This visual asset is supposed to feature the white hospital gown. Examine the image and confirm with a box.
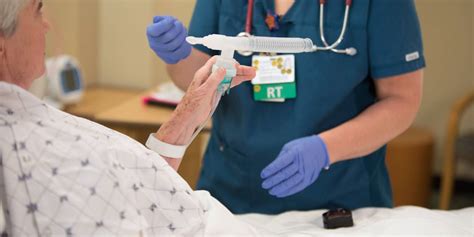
[0,82,224,236]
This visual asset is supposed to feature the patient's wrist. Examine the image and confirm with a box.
[156,109,198,145]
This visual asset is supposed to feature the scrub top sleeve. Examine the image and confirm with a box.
[368,0,426,79]
[188,0,221,56]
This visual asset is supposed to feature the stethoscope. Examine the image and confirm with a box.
[237,0,357,57]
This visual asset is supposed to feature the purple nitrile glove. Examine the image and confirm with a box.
[147,16,192,64]
[261,135,330,198]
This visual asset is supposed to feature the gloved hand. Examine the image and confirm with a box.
[147,16,192,64]
[260,135,330,198]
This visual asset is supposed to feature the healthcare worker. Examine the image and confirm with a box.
[147,0,425,214]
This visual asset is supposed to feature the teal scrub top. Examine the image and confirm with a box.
[189,0,425,214]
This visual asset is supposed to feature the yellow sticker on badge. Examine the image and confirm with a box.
[251,55,295,85]
[254,85,261,93]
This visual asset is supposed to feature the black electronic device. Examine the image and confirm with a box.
[322,208,354,229]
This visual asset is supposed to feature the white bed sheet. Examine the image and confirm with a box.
[235,206,474,236]
[195,189,473,236]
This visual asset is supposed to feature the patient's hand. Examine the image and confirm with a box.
[155,56,255,168]
[176,56,255,130]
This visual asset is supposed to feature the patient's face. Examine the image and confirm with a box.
[2,0,49,89]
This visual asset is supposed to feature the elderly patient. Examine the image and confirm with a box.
[0,0,256,236]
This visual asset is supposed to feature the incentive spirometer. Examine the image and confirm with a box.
[187,34,315,95]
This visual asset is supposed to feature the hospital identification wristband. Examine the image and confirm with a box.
[146,134,187,159]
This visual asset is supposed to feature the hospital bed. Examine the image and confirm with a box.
[0,193,472,236]
[195,192,474,236]
[0,190,472,236]
[236,206,474,236]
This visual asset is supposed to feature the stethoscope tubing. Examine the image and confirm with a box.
[237,0,357,56]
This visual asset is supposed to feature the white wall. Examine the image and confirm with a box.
[96,0,195,89]
[414,0,474,173]
[45,0,98,86]
[97,0,156,89]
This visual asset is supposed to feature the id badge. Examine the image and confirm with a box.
[251,55,296,102]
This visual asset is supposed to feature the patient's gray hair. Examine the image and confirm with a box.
[0,0,30,37]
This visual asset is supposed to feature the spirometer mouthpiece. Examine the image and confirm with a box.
[186,34,315,54]
[185,36,202,45]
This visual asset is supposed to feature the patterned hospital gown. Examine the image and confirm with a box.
[0,82,211,236]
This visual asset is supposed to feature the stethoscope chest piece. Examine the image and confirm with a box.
[236,32,254,57]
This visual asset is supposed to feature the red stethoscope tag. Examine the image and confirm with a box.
[265,11,280,32]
